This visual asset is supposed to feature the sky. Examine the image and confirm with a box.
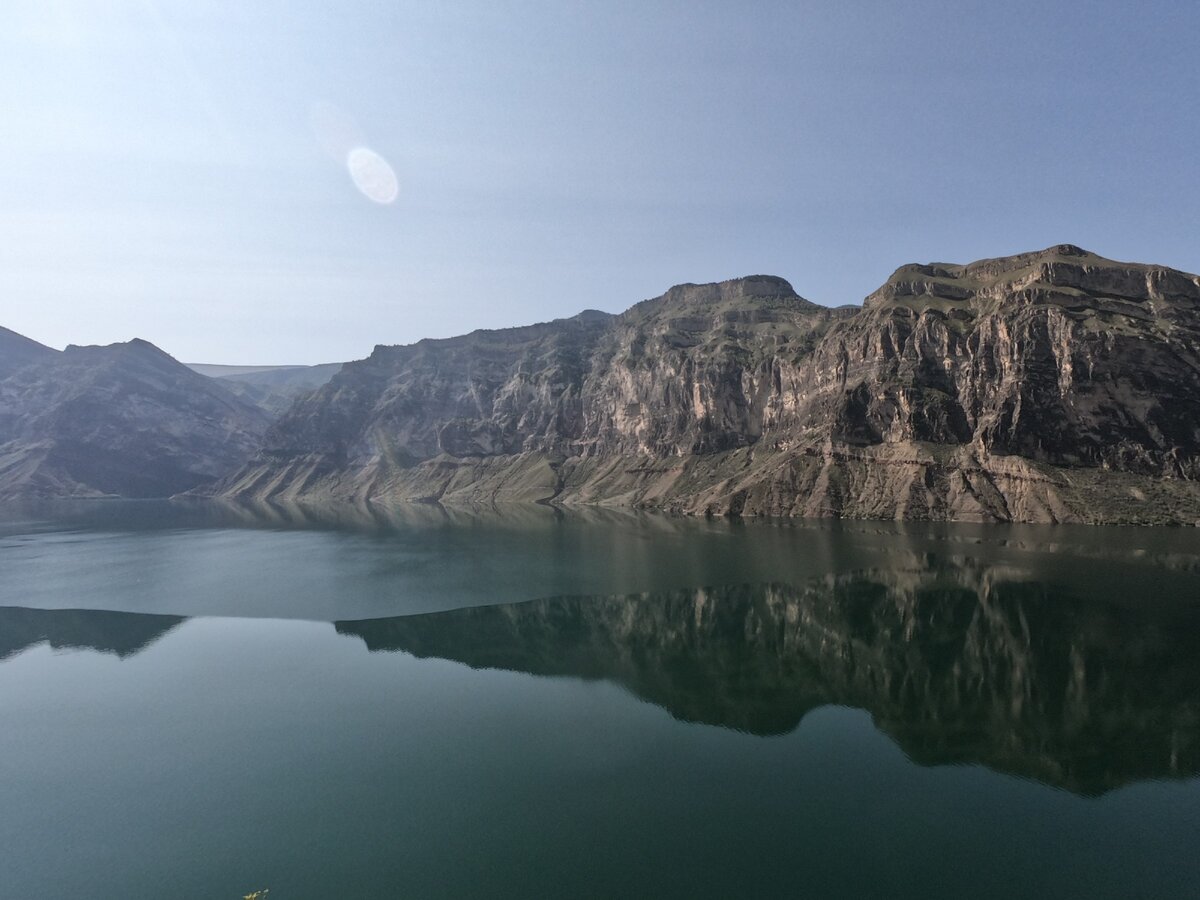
[1,1,1198,364]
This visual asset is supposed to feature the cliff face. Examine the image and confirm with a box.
[210,246,1200,523]
[812,245,1200,475]
[336,562,1200,795]
[0,339,271,500]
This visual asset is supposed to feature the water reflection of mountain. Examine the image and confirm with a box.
[337,563,1200,795]
[0,606,185,660]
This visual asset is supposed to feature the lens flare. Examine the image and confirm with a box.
[346,146,398,205]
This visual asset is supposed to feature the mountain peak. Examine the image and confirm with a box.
[0,334,269,501]
[1045,243,1089,257]
[868,245,1200,310]
[662,274,801,304]
[63,337,178,364]
[630,275,813,320]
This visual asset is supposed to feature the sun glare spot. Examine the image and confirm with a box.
[346,147,399,205]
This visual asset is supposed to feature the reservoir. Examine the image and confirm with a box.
[1,501,1197,898]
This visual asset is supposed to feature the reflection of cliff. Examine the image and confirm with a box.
[0,606,185,660]
[337,565,1200,795]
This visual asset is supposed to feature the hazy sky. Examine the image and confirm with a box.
[2,1,1197,364]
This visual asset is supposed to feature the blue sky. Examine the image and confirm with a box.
[2,1,1197,364]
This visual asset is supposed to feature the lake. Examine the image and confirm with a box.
[1,500,1198,898]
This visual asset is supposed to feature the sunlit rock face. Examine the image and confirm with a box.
[816,244,1200,475]
[0,339,270,499]
[336,560,1200,796]
[212,245,1200,523]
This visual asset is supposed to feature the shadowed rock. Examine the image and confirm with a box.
[0,338,270,499]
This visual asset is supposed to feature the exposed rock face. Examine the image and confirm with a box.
[211,246,1200,524]
[0,339,271,499]
[825,244,1200,477]
[336,561,1200,795]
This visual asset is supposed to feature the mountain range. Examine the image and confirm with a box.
[0,336,271,499]
[4,244,1200,523]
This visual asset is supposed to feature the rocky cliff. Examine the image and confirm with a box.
[211,246,1200,524]
[0,338,271,499]
[336,561,1200,795]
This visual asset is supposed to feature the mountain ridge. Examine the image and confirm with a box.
[0,337,269,499]
[0,325,60,379]
[5,244,1200,522]
[204,244,1200,524]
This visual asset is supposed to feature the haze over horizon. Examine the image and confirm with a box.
[2,1,1197,365]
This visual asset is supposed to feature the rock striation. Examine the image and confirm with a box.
[0,338,271,499]
[211,246,1200,524]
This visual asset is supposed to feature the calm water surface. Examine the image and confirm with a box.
[1,500,1198,898]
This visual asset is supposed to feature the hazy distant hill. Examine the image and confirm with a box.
[186,362,343,417]
[209,245,1200,524]
[0,338,269,499]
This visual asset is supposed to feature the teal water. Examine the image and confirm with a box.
[1,501,1198,898]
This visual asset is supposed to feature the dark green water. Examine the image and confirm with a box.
[1,501,1199,898]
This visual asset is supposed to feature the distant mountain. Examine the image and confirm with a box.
[209,246,1200,524]
[0,326,59,378]
[186,362,344,417]
[0,337,270,500]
